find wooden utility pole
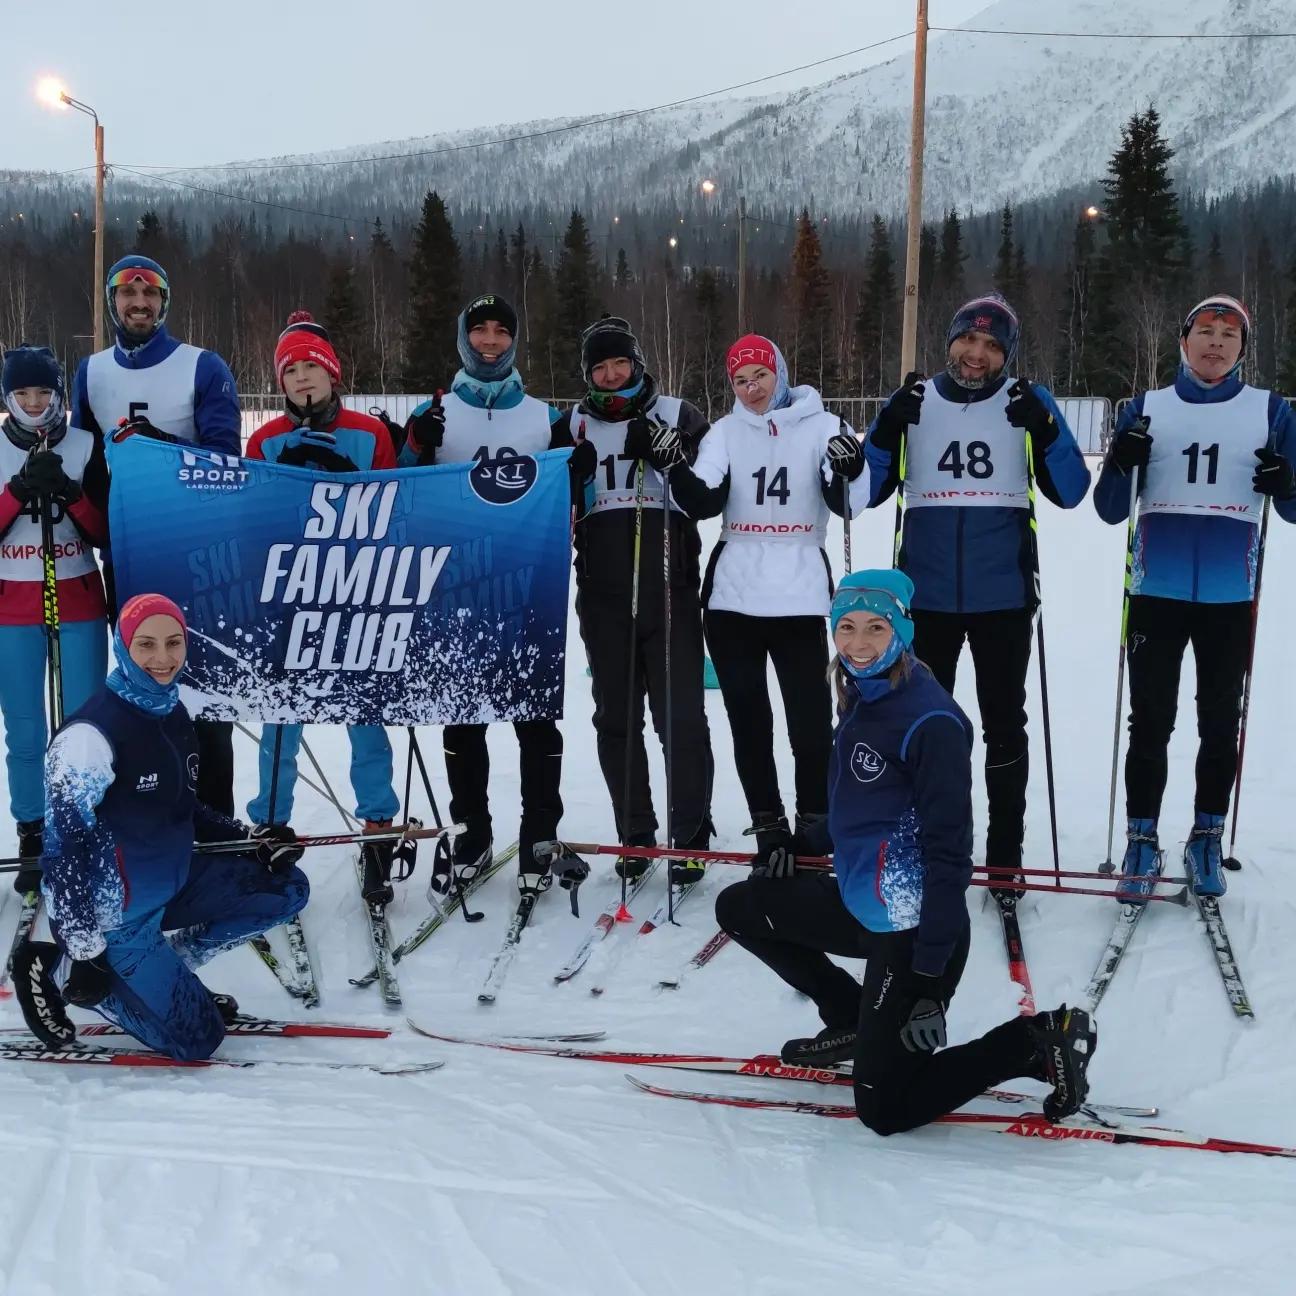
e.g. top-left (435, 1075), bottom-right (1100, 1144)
top-left (93, 119), bottom-right (105, 350)
top-left (737, 168), bottom-right (749, 334)
top-left (900, 0), bottom-right (929, 378)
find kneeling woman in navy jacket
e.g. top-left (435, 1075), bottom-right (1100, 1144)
top-left (715, 569), bottom-right (1096, 1132)
top-left (15, 594), bottom-right (309, 1061)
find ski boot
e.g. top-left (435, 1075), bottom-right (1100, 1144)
top-left (1184, 811), bottom-right (1226, 898)
top-left (454, 831), bottom-right (494, 888)
top-left (668, 825), bottom-right (712, 887)
top-left (14, 818), bottom-right (43, 895)
top-left (12, 941), bottom-right (76, 1048)
top-left (208, 991), bottom-right (240, 1025)
top-left (516, 868), bottom-right (553, 899)
top-left (986, 845), bottom-right (1025, 902)
top-left (1027, 1004), bottom-right (1097, 1122)
top-left (1116, 817), bottom-right (1162, 903)
top-left (530, 842), bottom-right (590, 915)
top-left (780, 1023), bottom-right (857, 1067)
top-left (360, 819), bottom-right (396, 906)
top-left (614, 833), bottom-right (656, 882)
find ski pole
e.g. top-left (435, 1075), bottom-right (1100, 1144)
top-left (1101, 468), bottom-right (1141, 874)
top-left (1024, 436), bottom-right (1061, 888)
top-left (890, 431), bottom-right (907, 568)
top-left (662, 459), bottom-right (676, 925)
top-left (235, 722), bottom-right (356, 826)
top-left (617, 461), bottom-right (647, 916)
top-left (39, 489), bottom-right (64, 730)
top-left (840, 417), bottom-right (854, 575)
top-left (1223, 495), bottom-right (1271, 871)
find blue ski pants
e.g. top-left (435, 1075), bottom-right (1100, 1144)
top-left (247, 723), bottom-right (399, 826)
top-left (58, 851), bottom-right (309, 1061)
top-left (0, 620), bottom-right (107, 823)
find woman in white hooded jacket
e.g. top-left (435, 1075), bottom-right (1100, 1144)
top-left (656, 333), bottom-right (868, 857)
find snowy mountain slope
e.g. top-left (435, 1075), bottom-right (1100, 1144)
top-left (31, 0), bottom-right (1292, 222)
top-left (1, 463), bottom-right (1295, 1295)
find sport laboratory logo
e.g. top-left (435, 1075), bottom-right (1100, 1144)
top-left (178, 449), bottom-right (251, 492)
top-left (469, 449), bottom-right (538, 506)
top-left (851, 742), bottom-right (886, 784)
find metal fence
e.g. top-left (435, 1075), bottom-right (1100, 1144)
top-left (238, 393), bottom-right (1113, 454)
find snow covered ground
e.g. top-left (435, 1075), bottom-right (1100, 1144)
top-left (2, 463), bottom-right (1295, 1295)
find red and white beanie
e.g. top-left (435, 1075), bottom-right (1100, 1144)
top-left (274, 310), bottom-right (342, 389)
top-left (726, 333), bottom-right (779, 377)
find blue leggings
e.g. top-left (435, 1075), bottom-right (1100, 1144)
top-left (62, 851), bottom-right (310, 1061)
top-left (0, 620), bottom-right (108, 823)
top-left (247, 723), bottom-right (399, 825)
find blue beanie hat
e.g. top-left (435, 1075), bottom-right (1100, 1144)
top-left (2, 345), bottom-right (64, 398)
top-left (830, 569), bottom-right (915, 646)
top-left (946, 293), bottom-right (1019, 366)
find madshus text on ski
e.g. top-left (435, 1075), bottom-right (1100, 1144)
top-left (1, 259), bottom-right (1292, 1144)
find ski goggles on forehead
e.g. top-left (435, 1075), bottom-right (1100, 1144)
top-left (108, 267), bottom-right (167, 290)
top-left (1189, 309), bottom-right (1244, 330)
top-left (831, 587), bottom-right (909, 623)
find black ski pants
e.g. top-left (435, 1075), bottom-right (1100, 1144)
top-left (912, 608), bottom-right (1033, 870)
top-left (715, 873), bottom-right (1037, 1135)
top-left (577, 582), bottom-right (714, 847)
top-left (703, 611), bottom-right (832, 827)
top-left (195, 719), bottom-right (235, 818)
top-left (443, 720), bottom-right (563, 863)
top-left (1125, 596), bottom-right (1253, 820)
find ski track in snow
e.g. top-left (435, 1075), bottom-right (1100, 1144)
top-left (3, 462), bottom-right (1296, 1294)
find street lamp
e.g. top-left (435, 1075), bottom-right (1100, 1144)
top-left (1085, 205), bottom-right (1103, 219)
top-left (37, 78), bottom-right (106, 349)
top-left (700, 174), bottom-right (748, 330)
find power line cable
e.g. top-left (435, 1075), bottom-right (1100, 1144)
top-left (932, 25), bottom-right (1296, 38)
top-left (116, 32), bottom-right (916, 174)
top-left (112, 164), bottom-right (367, 226)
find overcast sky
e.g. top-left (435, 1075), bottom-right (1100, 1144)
top-left (3, 0), bottom-right (987, 173)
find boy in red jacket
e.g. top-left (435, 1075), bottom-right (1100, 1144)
top-left (245, 313), bottom-right (400, 902)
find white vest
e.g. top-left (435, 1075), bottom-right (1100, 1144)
top-left (0, 427), bottom-right (99, 582)
top-left (437, 391), bottom-right (554, 464)
top-left (86, 344), bottom-right (203, 442)
top-left (903, 382), bottom-right (1029, 510)
top-left (1140, 384), bottom-right (1268, 525)
top-left (720, 413), bottom-right (831, 546)
top-left (573, 395), bottom-right (686, 515)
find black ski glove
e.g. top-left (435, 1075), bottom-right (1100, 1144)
top-left (113, 415), bottom-right (178, 445)
top-left (1006, 379), bottom-right (1059, 449)
top-left (6, 470), bottom-right (38, 506)
top-left (825, 430), bottom-right (864, 481)
top-left (1110, 416), bottom-right (1152, 474)
top-left (870, 372), bottom-right (925, 453)
top-left (625, 416), bottom-right (685, 472)
top-left (750, 823), bottom-right (798, 879)
top-left (250, 823), bottom-right (305, 874)
top-left (276, 440), bottom-right (359, 473)
top-left (64, 952), bottom-right (114, 1008)
top-left (899, 987), bottom-right (947, 1053)
top-left (407, 394), bottom-right (446, 455)
top-left (567, 438), bottom-right (598, 482)
top-left (20, 450), bottom-right (82, 506)
top-left (1253, 447), bottom-right (1296, 499)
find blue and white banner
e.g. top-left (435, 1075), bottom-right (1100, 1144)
top-left (108, 437), bottom-right (573, 725)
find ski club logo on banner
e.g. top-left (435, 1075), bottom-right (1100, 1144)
top-left (851, 742), bottom-right (886, 783)
top-left (469, 449), bottom-right (539, 506)
top-left (108, 437), bottom-right (575, 726)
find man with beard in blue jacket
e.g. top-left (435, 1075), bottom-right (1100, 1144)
top-left (863, 294), bottom-right (1089, 894)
